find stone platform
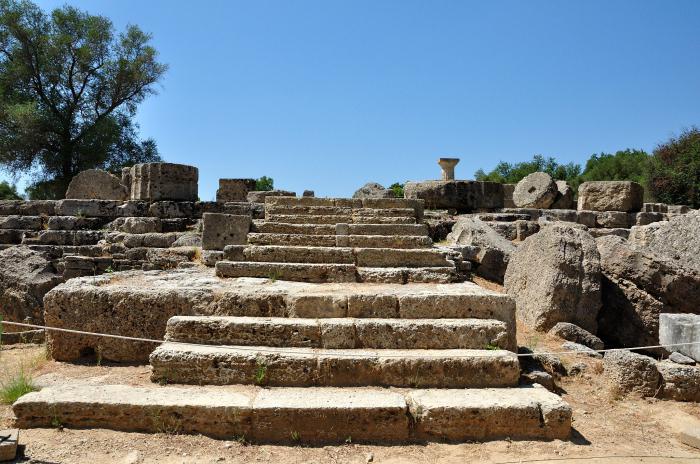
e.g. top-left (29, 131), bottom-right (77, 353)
top-left (43, 267), bottom-right (515, 363)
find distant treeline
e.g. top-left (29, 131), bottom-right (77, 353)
top-left (474, 127), bottom-right (700, 208)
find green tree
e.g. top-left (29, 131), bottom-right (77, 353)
top-left (0, 0), bottom-right (167, 199)
top-left (0, 179), bottom-right (20, 198)
top-left (580, 149), bottom-right (650, 186)
top-left (255, 176), bottom-right (274, 191)
top-left (647, 127), bottom-right (700, 208)
top-left (475, 154), bottom-right (581, 186)
top-left (389, 182), bottom-right (404, 198)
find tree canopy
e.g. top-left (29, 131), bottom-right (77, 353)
top-left (0, 0), bottom-right (166, 198)
top-left (255, 176), bottom-right (274, 191)
top-left (579, 149), bottom-right (650, 186)
top-left (0, 179), bottom-right (20, 198)
top-left (474, 154), bottom-right (581, 186)
top-left (648, 127), bottom-right (700, 208)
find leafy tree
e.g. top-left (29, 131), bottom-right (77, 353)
top-left (0, 179), bottom-right (20, 198)
top-left (474, 154), bottom-right (581, 186)
top-left (255, 176), bottom-right (274, 191)
top-left (389, 182), bottom-right (404, 198)
top-left (648, 127), bottom-right (700, 208)
top-left (579, 149), bottom-right (650, 186)
top-left (0, 0), bottom-right (167, 198)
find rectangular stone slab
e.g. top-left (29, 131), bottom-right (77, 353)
top-left (12, 384), bottom-right (253, 438)
top-left (164, 316), bottom-right (515, 350)
top-left (12, 384), bottom-right (572, 444)
top-left (406, 386), bottom-right (572, 441)
top-left (215, 261), bottom-right (358, 283)
top-left (149, 343), bottom-right (520, 388)
top-left (250, 388), bottom-right (408, 443)
top-left (247, 233), bottom-right (337, 247)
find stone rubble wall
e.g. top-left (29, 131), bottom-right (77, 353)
top-left (0, 199), bottom-right (263, 280)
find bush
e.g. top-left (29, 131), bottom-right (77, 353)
top-left (475, 155), bottom-right (581, 186)
top-left (648, 127), bottom-right (700, 208)
top-left (580, 149), bottom-right (650, 186)
top-left (389, 182), bottom-right (404, 198)
top-left (255, 176), bottom-right (274, 191)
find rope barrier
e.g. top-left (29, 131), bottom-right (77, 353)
top-left (2, 319), bottom-right (700, 359)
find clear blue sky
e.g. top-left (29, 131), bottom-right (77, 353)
top-left (21, 0), bottom-right (700, 199)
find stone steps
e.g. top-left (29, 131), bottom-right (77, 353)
top-left (215, 261), bottom-right (457, 284)
top-left (230, 246), bottom-right (447, 266)
top-left (12, 384), bottom-right (571, 443)
top-left (149, 343), bottom-right (520, 388)
top-left (265, 206), bottom-right (417, 218)
top-left (356, 266), bottom-right (456, 284)
top-left (252, 222), bottom-right (429, 236)
top-left (208, 280), bottom-right (514, 322)
top-left (247, 233), bottom-right (433, 249)
top-left (164, 316), bottom-right (516, 351)
top-left (216, 261), bottom-right (358, 282)
top-left (266, 215), bottom-right (417, 225)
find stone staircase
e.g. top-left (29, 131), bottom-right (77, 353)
top-left (12, 197), bottom-right (573, 444)
top-left (215, 197), bottom-right (467, 284)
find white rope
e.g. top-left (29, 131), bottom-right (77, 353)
top-left (2, 319), bottom-right (700, 359)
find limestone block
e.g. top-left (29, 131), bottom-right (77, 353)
top-left (604, 350), bottom-right (660, 397)
top-left (404, 180), bottom-right (503, 212)
top-left (148, 201), bottom-right (196, 219)
top-left (0, 200), bottom-right (57, 216)
top-left (202, 213), bottom-right (251, 250)
top-left (65, 169), bottom-right (128, 200)
top-left (549, 322), bottom-right (604, 350)
top-left (657, 360), bottom-right (700, 402)
top-left (550, 180), bottom-right (574, 209)
top-left (107, 217), bottom-right (162, 234)
top-left (577, 181), bottom-right (643, 212)
top-left (129, 163), bottom-right (198, 201)
top-left (502, 184), bottom-right (516, 208)
top-left (216, 178), bottom-right (256, 202)
top-left (595, 211), bottom-right (632, 228)
top-left (504, 223), bottom-right (601, 333)
top-left (47, 216), bottom-right (105, 231)
top-left (247, 190), bottom-right (295, 203)
top-left (659, 313), bottom-right (700, 361)
top-left (512, 172), bottom-right (558, 209)
top-left (352, 182), bottom-right (394, 199)
top-left (0, 215), bottom-right (43, 230)
top-left (56, 199), bottom-right (122, 217)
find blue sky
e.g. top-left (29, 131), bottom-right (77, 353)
top-left (18, 0), bottom-right (700, 199)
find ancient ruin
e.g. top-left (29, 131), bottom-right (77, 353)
top-left (1, 161), bottom-right (699, 448)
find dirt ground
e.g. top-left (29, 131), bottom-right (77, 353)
top-left (2, 291), bottom-right (700, 463)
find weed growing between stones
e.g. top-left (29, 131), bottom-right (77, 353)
top-left (149, 408), bottom-right (183, 435)
top-left (254, 358), bottom-right (267, 385)
top-left (485, 343), bottom-right (500, 350)
top-left (267, 270), bottom-right (279, 283)
top-left (0, 368), bottom-right (38, 404)
top-left (290, 430), bottom-right (300, 443)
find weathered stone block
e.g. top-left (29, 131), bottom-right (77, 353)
top-left (0, 215), bottom-right (43, 230)
top-left (513, 172), bottom-right (558, 209)
top-left (577, 181), bottom-right (644, 212)
top-left (404, 180), bottom-right (503, 212)
top-left (56, 199), bottom-right (121, 217)
top-left (129, 162), bottom-right (198, 201)
top-left (202, 213), bottom-right (251, 250)
top-left (659, 313), bottom-right (700, 361)
top-left (65, 169), bottom-right (128, 200)
top-left (604, 350), bottom-right (659, 397)
top-left (247, 190), bottom-right (295, 203)
top-left (657, 361), bottom-right (700, 402)
top-left (216, 178), bottom-right (256, 202)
